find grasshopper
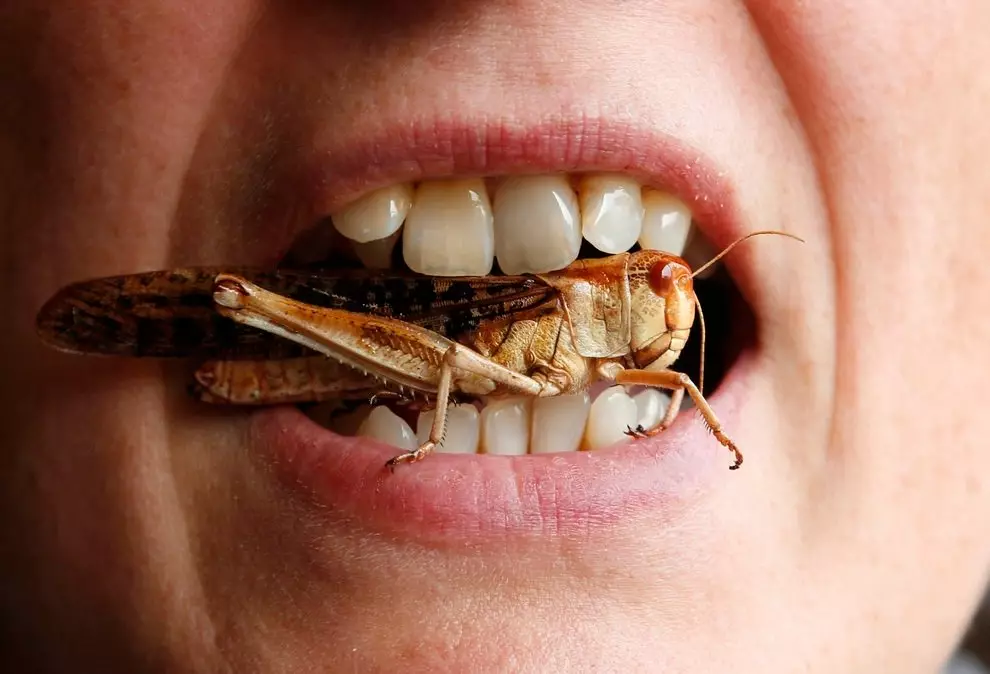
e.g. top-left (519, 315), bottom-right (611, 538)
top-left (210, 230), bottom-right (802, 470)
top-left (35, 230), bottom-right (801, 470)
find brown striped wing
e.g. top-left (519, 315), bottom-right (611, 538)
top-left (35, 267), bottom-right (559, 360)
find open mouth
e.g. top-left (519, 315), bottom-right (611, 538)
top-left (259, 171), bottom-right (753, 459)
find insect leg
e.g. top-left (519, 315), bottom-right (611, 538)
top-left (614, 368), bottom-right (742, 470)
top-left (659, 387), bottom-right (686, 428)
top-left (622, 386), bottom-right (687, 441)
top-left (386, 344), bottom-right (549, 469)
top-left (385, 356), bottom-right (454, 469)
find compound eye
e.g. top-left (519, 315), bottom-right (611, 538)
top-left (648, 260), bottom-right (693, 296)
top-left (648, 262), bottom-right (674, 296)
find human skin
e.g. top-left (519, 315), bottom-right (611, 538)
top-left (2, 0), bottom-right (990, 671)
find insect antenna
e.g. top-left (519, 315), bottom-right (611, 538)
top-left (689, 229), bottom-right (805, 280)
top-left (696, 295), bottom-right (708, 395)
top-left (689, 228), bottom-right (805, 395)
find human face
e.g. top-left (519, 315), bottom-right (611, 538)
top-left (3, 1), bottom-right (990, 671)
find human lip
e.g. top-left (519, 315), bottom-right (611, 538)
top-left (240, 115), bottom-right (768, 542)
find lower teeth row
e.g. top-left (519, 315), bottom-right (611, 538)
top-left (307, 386), bottom-right (687, 455)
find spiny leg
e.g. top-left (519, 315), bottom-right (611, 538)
top-left (385, 359), bottom-right (454, 470)
top-left (384, 344), bottom-right (547, 470)
top-left (615, 368), bottom-right (743, 470)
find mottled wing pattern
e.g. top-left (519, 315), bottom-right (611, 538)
top-left (36, 267), bottom-right (559, 360)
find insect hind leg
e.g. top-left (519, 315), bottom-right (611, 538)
top-left (384, 344), bottom-right (547, 471)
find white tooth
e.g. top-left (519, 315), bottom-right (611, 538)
top-left (632, 389), bottom-right (670, 430)
top-left (584, 386), bottom-right (638, 450)
top-left (357, 406), bottom-right (417, 451)
top-left (416, 404), bottom-right (480, 454)
top-left (579, 174), bottom-right (644, 254)
top-left (331, 183), bottom-right (414, 244)
top-left (682, 228), bottom-right (718, 279)
top-left (403, 179), bottom-right (494, 276)
top-left (530, 392), bottom-right (590, 454)
top-left (353, 228), bottom-right (401, 269)
top-left (638, 190), bottom-right (692, 256)
top-left (480, 397), bottom-right (530, 455)
top-left (493, 175), bottom-right (581, 274)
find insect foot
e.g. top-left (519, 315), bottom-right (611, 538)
top-left (385, 443), bottom-right (437, 472)
top-left (212, 275), bottom-right (251, 309)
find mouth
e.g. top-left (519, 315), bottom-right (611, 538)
top-left (239, 119), bottom-right (763, 542)
top-left (279, 173), bottom-right (747, 453)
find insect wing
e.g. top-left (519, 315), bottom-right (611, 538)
top-left (35, 267), bottom-right (558, 359)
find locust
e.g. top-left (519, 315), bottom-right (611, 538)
top-left (35, 230), bottom-right (802, 470)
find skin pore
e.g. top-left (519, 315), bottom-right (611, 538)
top-left (2, 1), bottom-right (990, 671)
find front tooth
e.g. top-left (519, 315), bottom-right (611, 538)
top-left (357, 406), bottom-right (417, 451)
top-left (403, 179), bottom-right (494, 276)
top-left (331, 183), bottom-right (414, 244)
top-left (584, 386), bottom-right (638, 450)
top-left (530, 392), bottom-right (590, 454)
top-left (416, 404), bottom-right (480, 454)
top-left (353, 228), bottom-right (401, 269)
top-left (638, 190), bottom-right (692, 256)
top-left (480, 397), bottom-right (530, 455)
top-left (493, 175), bottom-right (581, 274)
top-left (579, 174), bottom-right (644, 254)
top-left (632, 389), bottom-right (670, 430)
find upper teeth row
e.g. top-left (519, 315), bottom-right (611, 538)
top-left (329, 174), bottom-right (697, 276)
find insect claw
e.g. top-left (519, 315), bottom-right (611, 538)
top-left (624, 424), bottom-right (649, 439)
top-left (384, 442), bottom-right (435, 472)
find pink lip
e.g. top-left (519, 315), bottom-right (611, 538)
top-left (245, 115), bottom-right (762, 543)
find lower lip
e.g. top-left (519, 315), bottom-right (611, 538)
top-left (250, 352), bottom-right (758, 543)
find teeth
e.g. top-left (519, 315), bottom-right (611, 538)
top-left (305, 174), bottom-right (715, 456)
top-left (416, 404), bottom-right (481, 454)
top-left (480, 397), bottom-right (531, 455)
top-left (492, 175), bottom-right (582, 274)
top-left (579, 174), bottom-right (644, 254)
top-left (632, 389), bottom-right (670, 430)
top-left (403, 179), bottom-right (495, 276)
top-left (530, 392), bottom-right (590, 454)
top-left (331, 183), bottom-right (414, 244)
top-left (353, 228), bottom-right (401, 269)
top-left (638, 190), bottom-right (692, 256)
top-left (584, 386), bottom-right (638, 450)
top-left (356, 406), bottom-right (417, 451)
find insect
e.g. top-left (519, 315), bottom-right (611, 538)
top-left (36, 230), bottom-right (802, 470)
